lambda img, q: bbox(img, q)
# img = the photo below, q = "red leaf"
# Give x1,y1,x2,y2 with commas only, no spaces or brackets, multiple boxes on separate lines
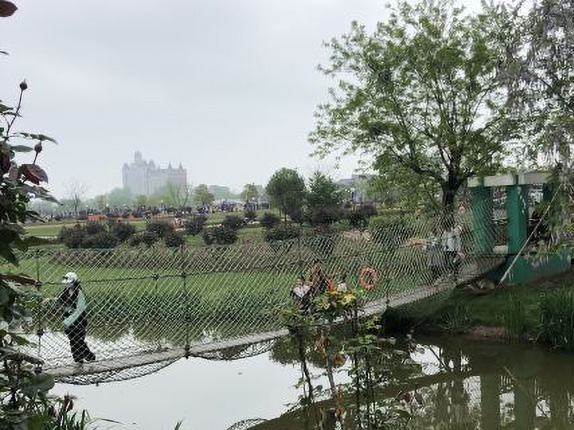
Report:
19,164,48,185
0,274,36,285
0,1,17,17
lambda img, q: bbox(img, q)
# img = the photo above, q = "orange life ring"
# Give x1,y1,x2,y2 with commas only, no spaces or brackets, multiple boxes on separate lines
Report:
359,266,379,290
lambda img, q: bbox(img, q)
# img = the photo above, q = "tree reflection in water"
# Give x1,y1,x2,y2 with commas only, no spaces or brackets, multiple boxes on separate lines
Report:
261,335,574,430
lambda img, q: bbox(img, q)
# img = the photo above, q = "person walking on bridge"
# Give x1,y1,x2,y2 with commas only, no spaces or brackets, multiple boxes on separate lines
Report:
442,225,463,282
57,272,96,364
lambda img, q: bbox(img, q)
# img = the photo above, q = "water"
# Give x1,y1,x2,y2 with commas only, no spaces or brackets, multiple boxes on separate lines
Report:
53,335,574,429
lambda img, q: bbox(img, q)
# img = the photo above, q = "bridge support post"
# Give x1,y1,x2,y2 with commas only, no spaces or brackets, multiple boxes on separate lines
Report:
506,184,529,255
472,187,494,254
480,374,501,430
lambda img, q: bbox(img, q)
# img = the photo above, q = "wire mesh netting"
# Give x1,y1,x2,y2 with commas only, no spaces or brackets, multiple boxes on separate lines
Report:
0,199,514,384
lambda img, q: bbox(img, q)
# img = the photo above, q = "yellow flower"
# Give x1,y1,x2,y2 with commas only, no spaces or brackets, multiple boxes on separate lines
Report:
342,293,356,305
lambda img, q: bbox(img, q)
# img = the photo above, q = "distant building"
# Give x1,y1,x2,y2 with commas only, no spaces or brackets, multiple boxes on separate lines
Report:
122,151,187,196
337,174,374,203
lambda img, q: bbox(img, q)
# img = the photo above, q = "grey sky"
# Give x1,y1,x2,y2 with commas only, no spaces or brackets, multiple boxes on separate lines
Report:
1,0,480,198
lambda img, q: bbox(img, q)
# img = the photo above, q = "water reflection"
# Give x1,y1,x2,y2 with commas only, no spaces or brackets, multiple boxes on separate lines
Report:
259,336,574,430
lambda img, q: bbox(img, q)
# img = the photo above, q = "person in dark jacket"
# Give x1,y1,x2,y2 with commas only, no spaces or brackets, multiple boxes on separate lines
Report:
307,260,329,299
57,272,96,364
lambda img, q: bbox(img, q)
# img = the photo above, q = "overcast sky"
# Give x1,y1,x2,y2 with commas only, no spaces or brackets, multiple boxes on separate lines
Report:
1,0,481,198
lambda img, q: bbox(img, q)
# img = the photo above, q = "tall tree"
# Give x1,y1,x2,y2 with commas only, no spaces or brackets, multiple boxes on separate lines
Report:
495,0,574,165
241,183,260,206
310,0,518,217
193,184,215,207
266,168,306,221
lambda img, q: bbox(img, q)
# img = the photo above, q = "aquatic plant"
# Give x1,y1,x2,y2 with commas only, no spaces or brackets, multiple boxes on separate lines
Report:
538,289,574,351
503,294,528,339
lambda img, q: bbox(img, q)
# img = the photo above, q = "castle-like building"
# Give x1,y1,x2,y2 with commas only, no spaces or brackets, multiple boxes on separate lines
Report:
122,152,187,196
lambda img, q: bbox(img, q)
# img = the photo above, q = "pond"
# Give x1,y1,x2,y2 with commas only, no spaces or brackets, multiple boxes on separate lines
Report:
52,334,574,429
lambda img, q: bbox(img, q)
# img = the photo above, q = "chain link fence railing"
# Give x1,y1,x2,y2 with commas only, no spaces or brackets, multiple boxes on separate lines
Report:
1,203,509,380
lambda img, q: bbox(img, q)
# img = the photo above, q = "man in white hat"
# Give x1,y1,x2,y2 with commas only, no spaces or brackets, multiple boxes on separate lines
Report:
56,272,95,364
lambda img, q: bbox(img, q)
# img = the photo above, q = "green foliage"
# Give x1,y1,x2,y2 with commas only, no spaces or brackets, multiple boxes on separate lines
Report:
184,215,207,236
59,225,86,249
81,232,119,249
129,231,159,247
310,0,517,212
259,212,281,229
106,187,132,207
193,184,215,207
503,295,527,339
110,222,136,242
307,206,342,227
368,215,412,250
264,224,300,243
306,172,343,209
202,226,238,246
84,221,106,235
265,168,306,219
164,231,186,248
538,289,574,351
146,220,174,238
221,214,246,231
438,304,471,333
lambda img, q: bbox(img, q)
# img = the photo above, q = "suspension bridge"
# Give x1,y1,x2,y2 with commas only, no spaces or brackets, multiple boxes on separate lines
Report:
6,173,571,384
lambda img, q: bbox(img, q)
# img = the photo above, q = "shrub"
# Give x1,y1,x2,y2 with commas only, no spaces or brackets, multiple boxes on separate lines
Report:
244,208,257,223
129,231,159,247
368,215,412,250
111,222,136,242
203,226,238,245
221,215,247,231
81,232,119,249
202,227,216,245
308,206,342,227
84,221,107,235
288,208,305,225
538,289,574,351
184,215,207,236
264,224,300,243
146,220,174,238
347,205,378,230
214,226,238,245
59,225,86,249
259,212,280,229
164,231,186,248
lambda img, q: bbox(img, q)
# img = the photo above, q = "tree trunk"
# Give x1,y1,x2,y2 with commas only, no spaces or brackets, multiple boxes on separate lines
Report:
441,186,457,228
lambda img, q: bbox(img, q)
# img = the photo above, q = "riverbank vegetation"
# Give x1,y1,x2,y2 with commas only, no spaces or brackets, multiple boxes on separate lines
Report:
388,269,574,352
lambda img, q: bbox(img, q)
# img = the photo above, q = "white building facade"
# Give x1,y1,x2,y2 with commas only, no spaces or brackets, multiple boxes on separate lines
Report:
122,152,187,196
